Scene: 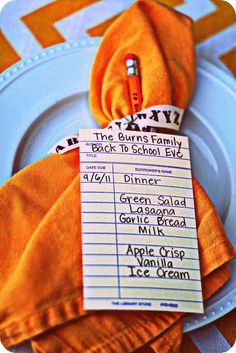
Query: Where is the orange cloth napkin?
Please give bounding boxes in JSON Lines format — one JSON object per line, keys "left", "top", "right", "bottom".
{"left": 89, "top": 0, "right": 195, "bottom": 126}
{"left": 0, "top": 0, "right": 235, "bottom": 352}
{"left": 0, "top": 160, "right": 232, "bottom": 352}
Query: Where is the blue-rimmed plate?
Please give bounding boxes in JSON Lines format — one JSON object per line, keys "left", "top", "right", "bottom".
{"left": 0, "top": 38, "right": 235, "bottom": 335}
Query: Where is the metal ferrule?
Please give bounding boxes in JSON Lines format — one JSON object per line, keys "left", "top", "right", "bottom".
{"left": 126, "top": 59, "right": 138, "bottom": 76}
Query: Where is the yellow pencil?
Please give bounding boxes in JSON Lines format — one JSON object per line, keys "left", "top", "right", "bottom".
{"left": 125, "top": 54, "right": 142, "bottom": 114}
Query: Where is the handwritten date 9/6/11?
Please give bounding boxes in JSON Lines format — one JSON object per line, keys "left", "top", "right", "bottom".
{"left": 83, "top": 172, "right": 111, "bottom": 184}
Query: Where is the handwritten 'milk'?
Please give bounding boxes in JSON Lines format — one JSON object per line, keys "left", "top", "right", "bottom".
{"left": 79, "top": 129, "right": 203, "bottom": 313}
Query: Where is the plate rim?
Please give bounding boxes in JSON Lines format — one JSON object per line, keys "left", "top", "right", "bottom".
{"left": 0, "top": 38, "right": 236, "bottom": 333}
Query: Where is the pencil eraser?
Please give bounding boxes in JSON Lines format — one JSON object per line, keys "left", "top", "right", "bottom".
{"left": 125, "top": 53, "right": 137, "bottom": 62}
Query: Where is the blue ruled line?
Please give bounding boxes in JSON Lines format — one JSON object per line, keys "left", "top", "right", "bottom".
{"left": 82, "top": 211, "right": 195, "bottom": 220}
{"left": 83, "top": 252, "right": 198, "bottom": 261}
{"left": 82, "top": 221, "right": 196, "bottom": 230}
{"left": 81, "top": 181, "right": 192, "bottom": 190}
{"left": 82, "top": 201, "right": 194, "bottom": 209}
{"left": 85, "top": 297, "right": 202, "bottom": 303}
{"left": 79, "top": 139, "right": 188, "bottom": 150}
{"left": 81, "top": 190, "right": 194, "bottom": 199}
{"left": 84, "top": 274, "right": 201, "bottom": 282}
{"left": 84, "top": 254, "right": 199, "bottom": 261}
{"left": 80, "top": 151, "right": 190, "bottom": 161}
{"left": 83, "top": 264, "right": 200, "bottom": 271}
{"left": 81, "top": 170, "right": 191, "bottom": 180}
{"left": 80, "top": 160, "right": 191, "bottom": 171}
{"left": 112, "top": 163, "right": 121, "bottom": 298}
{"left": 83, "top": 242, "right": 198, "bottom": 250}
{"left": 83, "top": 232, "right": 196, "bottom": 240}
{"left": 84, "top": 285, "right": 201, "bottom": 292}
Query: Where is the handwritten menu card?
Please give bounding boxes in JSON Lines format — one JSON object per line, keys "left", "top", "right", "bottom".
{"left": 79, "top": 129, "right": 203, "bottom": 313}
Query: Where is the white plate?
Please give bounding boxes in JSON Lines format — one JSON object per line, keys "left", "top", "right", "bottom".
{"left": 0, "top": 38, "right": 235, "bottom": 336}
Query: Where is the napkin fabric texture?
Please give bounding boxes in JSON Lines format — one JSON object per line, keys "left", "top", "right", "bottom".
{"left": 0, "top": 0, "right": 235, "bottom": 352}
{"left": 0, "top": 151, "right": 234, "bottom": 353}
{"left": 89, "top": 0, "right": 195, "bottom": 127}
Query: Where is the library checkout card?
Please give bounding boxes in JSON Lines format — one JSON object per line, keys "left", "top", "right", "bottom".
{"left": 79, "top": 129, "right": 203, "bottom": 314}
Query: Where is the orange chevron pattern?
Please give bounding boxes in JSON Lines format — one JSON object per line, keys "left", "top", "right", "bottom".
{"left": 156, "top": 0, "right": 184, "bottom": 6}
{"left": 220, "top": 47, "right": 236, "bottom": 76}
{"left": 0, "top": 2, "right": 235, "bottom": 352}
{"left": 0, "top": 1, "right": 235, "bottom": 75}
{"left": 85, "top": 0, "right": 236, "bottom": 75}
{"left": 21, "top": 0, "right": 100, "bottom": 48}
{"left": 86, "top": 13, "right": 122, "bottom": 37}
{"left": 193, "top": 0, "right": 236, "bottom": 44}
{"left": 0, "top": 31, "right": 21, "bottom": 72}
{"left": 86, "top": 0, "right": 184, "bottom": 36}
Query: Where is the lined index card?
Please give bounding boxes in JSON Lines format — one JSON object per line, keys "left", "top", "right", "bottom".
{"left": 79, "top": 129, "right": 203, "bottom": 313}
